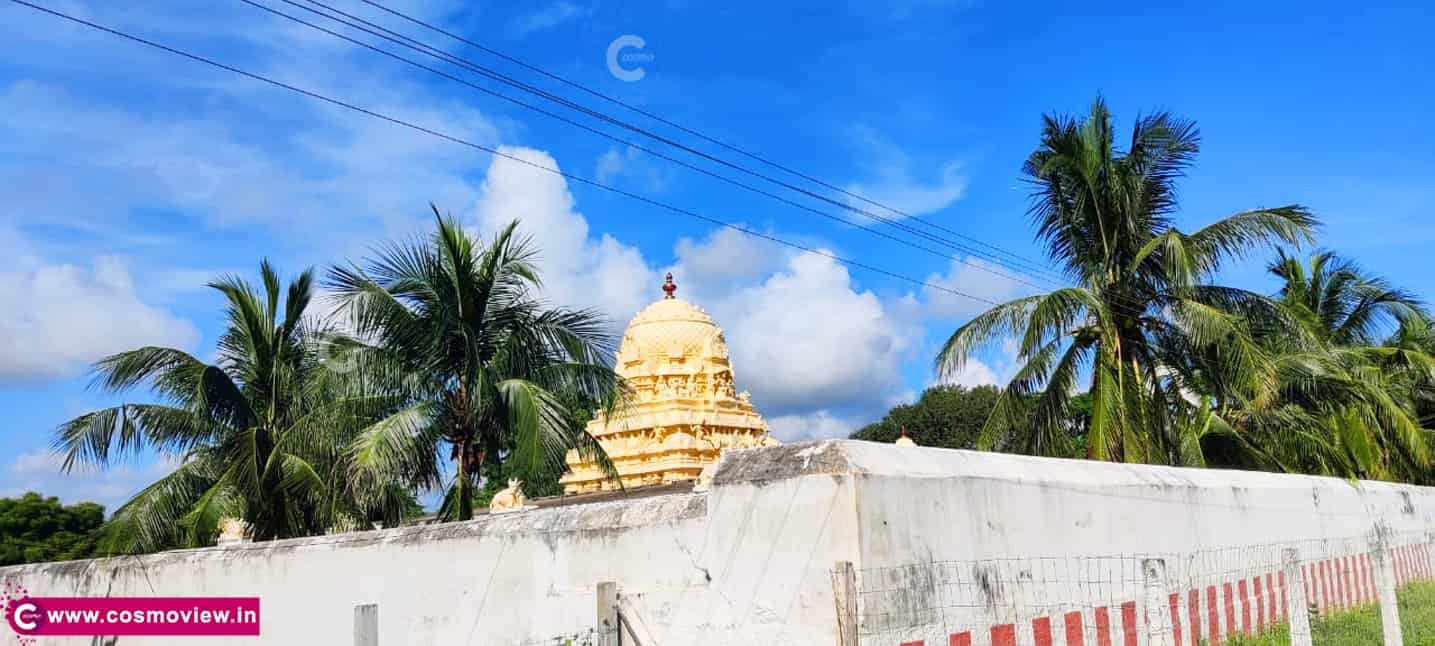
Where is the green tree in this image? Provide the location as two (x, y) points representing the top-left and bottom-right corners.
(327, 211), (622, 522)
(0, 493), (104, 565)
(470, 398), (595, 510)
(852, 386), (1092, 458)
(851, 385), (1002, 449)
(936, 97), (1316, 464)
(1269, 249), (1424, 346)
(1205, 250), (1435, 480)
(54, 262), (403, 553)
(1388, 316), (1435, 430)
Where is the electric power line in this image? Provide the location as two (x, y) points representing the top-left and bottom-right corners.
(269, 0), (1076, 291)
(3, 0), (1005, 313)
(354, 0), (1062, 280)
(231, 0), (1058, 295)
(249, 0), (1162, 322)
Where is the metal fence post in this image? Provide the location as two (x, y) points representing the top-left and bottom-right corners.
(833, 561), (858, 646)
(1370, 529), (1404, 646)
(1282, 548), (1313, 646)
(1142, 558), (1175, 646)
(597, 581), (620, 646)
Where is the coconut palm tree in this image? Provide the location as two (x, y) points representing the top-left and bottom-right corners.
(1269, 249), (1424, 346)
(54, 262), (400, 553)
(1386, 317), (1435, 448)
(326, 210), (621, 521)
(936, 97), (1317, 464)
(1167, 252), (1434, 480)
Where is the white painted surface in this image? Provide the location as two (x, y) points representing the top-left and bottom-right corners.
(1, 465), (861, 646)
(3, 440), (1434, 646)
(842, 442), (1435, 646)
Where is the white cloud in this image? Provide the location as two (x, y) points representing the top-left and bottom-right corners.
(932, 333), (1024, 391)
(593, 145), (672, 192)
(512, 1), (588, 35)
(671, 226), (783, 285)
(1, 78), (499, 254)
(922, 256), (1030, 320)
(843, 126), (968, 217)
(9, 450), (64, 478)
(471, 146), (656, 325)
(941, 358), (1001, 388)
(4, 451), (184, 512)
(467, 149), (921, 420)
(0, 0), (503, 257)
(766, 410), (856, 441)
(595, 147), (627, 183)
(705, 251), (915, 416)
(0, 233), (199, 382)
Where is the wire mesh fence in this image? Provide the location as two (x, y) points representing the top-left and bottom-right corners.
(847, 528), (1435, 646)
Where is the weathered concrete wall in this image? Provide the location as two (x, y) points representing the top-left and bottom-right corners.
(3, 440), (1434, 646)
(842, 442), (1435, 646)
(0, 442), (861, 645)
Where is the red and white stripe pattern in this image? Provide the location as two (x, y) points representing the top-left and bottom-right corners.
(891, 542), (1434, 646)
(898, 602), (1143, 646)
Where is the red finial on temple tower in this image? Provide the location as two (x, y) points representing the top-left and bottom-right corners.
(662, 272), (677, 299)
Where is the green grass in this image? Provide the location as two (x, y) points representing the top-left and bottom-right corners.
(1217, 581), (1435, 645)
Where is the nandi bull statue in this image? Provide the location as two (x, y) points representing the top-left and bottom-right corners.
(488, 478), (533, 514)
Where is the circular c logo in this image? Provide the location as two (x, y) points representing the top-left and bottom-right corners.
(606, 35), (648, 82)
(9, 600), (39, 633)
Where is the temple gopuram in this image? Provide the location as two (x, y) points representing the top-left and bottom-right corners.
(560, 273), (777, 494)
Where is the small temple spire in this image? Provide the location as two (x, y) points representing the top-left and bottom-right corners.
(662, 272), (677, 299)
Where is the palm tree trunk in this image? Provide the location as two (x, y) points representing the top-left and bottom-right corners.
(1087, 353), (1114, 461)
(456, 437), (474, 521)
(453, 375), (475, 521)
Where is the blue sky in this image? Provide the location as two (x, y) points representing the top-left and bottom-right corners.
(1, 0), (1431, 509)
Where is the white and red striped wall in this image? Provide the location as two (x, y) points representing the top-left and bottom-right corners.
(845, 440), (1435, 646)
(882, 541), (1434, 646)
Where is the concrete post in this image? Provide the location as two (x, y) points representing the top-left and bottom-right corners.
(1426, 532), (1435, 581)
(597, 581), (619, 646)
(353, 603), (378, 646)
(1142, 558), (1175, 646)
(833, 561), (858, 646)
(1282, 548), (1313, 646)
(1371, 531), (1404, 646)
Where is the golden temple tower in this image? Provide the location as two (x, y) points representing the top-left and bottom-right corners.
(560, 274), (777, 494)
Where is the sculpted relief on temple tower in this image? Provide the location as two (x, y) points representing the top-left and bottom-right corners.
(560, 274), (778, 494)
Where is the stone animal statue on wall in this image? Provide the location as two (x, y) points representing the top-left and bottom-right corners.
(489, 479), (529, 514)
(217, 517), (253, 545)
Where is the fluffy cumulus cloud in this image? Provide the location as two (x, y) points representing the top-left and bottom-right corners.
(0, 0), (1006, 441)
(466, 149), (922, 438)
(702, 252), (915, 417)
(0, 230), (199, 382)
(671, 226), (784, 285)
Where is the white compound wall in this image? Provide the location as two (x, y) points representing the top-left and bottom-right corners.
(3, 440), (1433, 646)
